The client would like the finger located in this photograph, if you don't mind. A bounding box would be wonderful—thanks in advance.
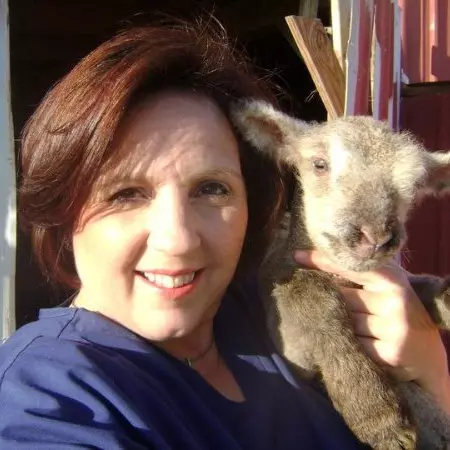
[356,336,386,366]
[340,287,382,315]
[358,336,402,368]
[351,311,391,339]
[294,249,396,287]
[341,287,409,317]
[294,250,409,291]
[356,337,416,381]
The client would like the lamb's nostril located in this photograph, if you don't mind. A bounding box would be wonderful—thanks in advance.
[374,233,394,252]
[359,225,377,246]
[360,225,393,253]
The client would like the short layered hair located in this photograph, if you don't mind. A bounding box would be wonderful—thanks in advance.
[19,17,287,288]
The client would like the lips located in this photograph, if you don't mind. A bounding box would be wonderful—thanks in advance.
[135,269,202,297]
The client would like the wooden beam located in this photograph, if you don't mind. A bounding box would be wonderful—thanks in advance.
[331,0,351,71]
[0,0,16,338]
[401,81,450,98]
[285,15,345,119]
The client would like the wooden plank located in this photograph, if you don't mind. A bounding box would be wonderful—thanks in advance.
[331,0,351,71]
[402,81,450,97]
[0,0,16,339]
[345,0,373,116]
[285,15,345,119]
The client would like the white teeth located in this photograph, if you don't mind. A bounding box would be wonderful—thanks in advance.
[143,272,196,288]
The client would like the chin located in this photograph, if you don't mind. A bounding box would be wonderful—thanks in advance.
[128,314,194,342]
[134,325,189,342]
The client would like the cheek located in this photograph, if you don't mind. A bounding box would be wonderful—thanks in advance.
[73,226,106,282]
[303,192,331,224]
[205,203,248,258]
[72,216,141,279]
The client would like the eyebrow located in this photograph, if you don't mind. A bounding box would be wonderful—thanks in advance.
[196,168,244,180]
[98,167,245,190]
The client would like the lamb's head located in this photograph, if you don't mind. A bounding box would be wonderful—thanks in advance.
[231,100,450,271]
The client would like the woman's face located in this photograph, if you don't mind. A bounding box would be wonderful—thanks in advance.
[72,92,248,341]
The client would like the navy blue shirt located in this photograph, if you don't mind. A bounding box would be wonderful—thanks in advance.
[0,279,366,449]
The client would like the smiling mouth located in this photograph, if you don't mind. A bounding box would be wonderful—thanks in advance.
[137,271,199,289]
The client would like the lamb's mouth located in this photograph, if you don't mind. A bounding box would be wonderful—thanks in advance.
[320,237,402,272]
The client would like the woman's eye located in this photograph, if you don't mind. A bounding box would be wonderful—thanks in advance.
[108,188,147,203]
[195,181,230,198]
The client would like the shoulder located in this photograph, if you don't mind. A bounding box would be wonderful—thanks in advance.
[0,308,118,412]
[0,308,178,448]
[0,307,166,394]
[0,307,85,377]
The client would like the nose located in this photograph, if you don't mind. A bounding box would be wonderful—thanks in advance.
[361,225,393,250]
[147,189,201,256]
[354,225,395,258]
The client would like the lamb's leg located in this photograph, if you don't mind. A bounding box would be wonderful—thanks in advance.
[409,275,450,329]
[271,268,416,450]
[397,381,450,450]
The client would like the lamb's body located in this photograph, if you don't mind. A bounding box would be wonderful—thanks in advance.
[263,205,450,450]
[232,101,450,450]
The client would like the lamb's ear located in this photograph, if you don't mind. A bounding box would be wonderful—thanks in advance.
[423,150,450,193]
[230,100,309,165]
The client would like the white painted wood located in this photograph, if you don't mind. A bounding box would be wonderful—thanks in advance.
[371,36,382,119]
[0,0,16,339]
[331,0,351,71]
[345,0,374,116]
[344,0,360,115]
[391,0,402,130]
[371,0,400,128]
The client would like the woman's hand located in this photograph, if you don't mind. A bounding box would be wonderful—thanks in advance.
[294,249,450,414]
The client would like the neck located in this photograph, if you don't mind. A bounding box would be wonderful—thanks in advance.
[183,334,216,367]
[155,322,218,371]
[157,325,244,402]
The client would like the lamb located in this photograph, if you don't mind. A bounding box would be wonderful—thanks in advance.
[231,100,450,450]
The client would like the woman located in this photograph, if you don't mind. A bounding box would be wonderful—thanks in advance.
[0,18,448,449]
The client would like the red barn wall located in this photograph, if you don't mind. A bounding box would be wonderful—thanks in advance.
[398,0,450,276]
[401,93,450,276]
[398,0,450,84]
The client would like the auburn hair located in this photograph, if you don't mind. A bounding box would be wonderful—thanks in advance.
[19,17,287,288]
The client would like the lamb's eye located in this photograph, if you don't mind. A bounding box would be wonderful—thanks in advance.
[312,158,329,173]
